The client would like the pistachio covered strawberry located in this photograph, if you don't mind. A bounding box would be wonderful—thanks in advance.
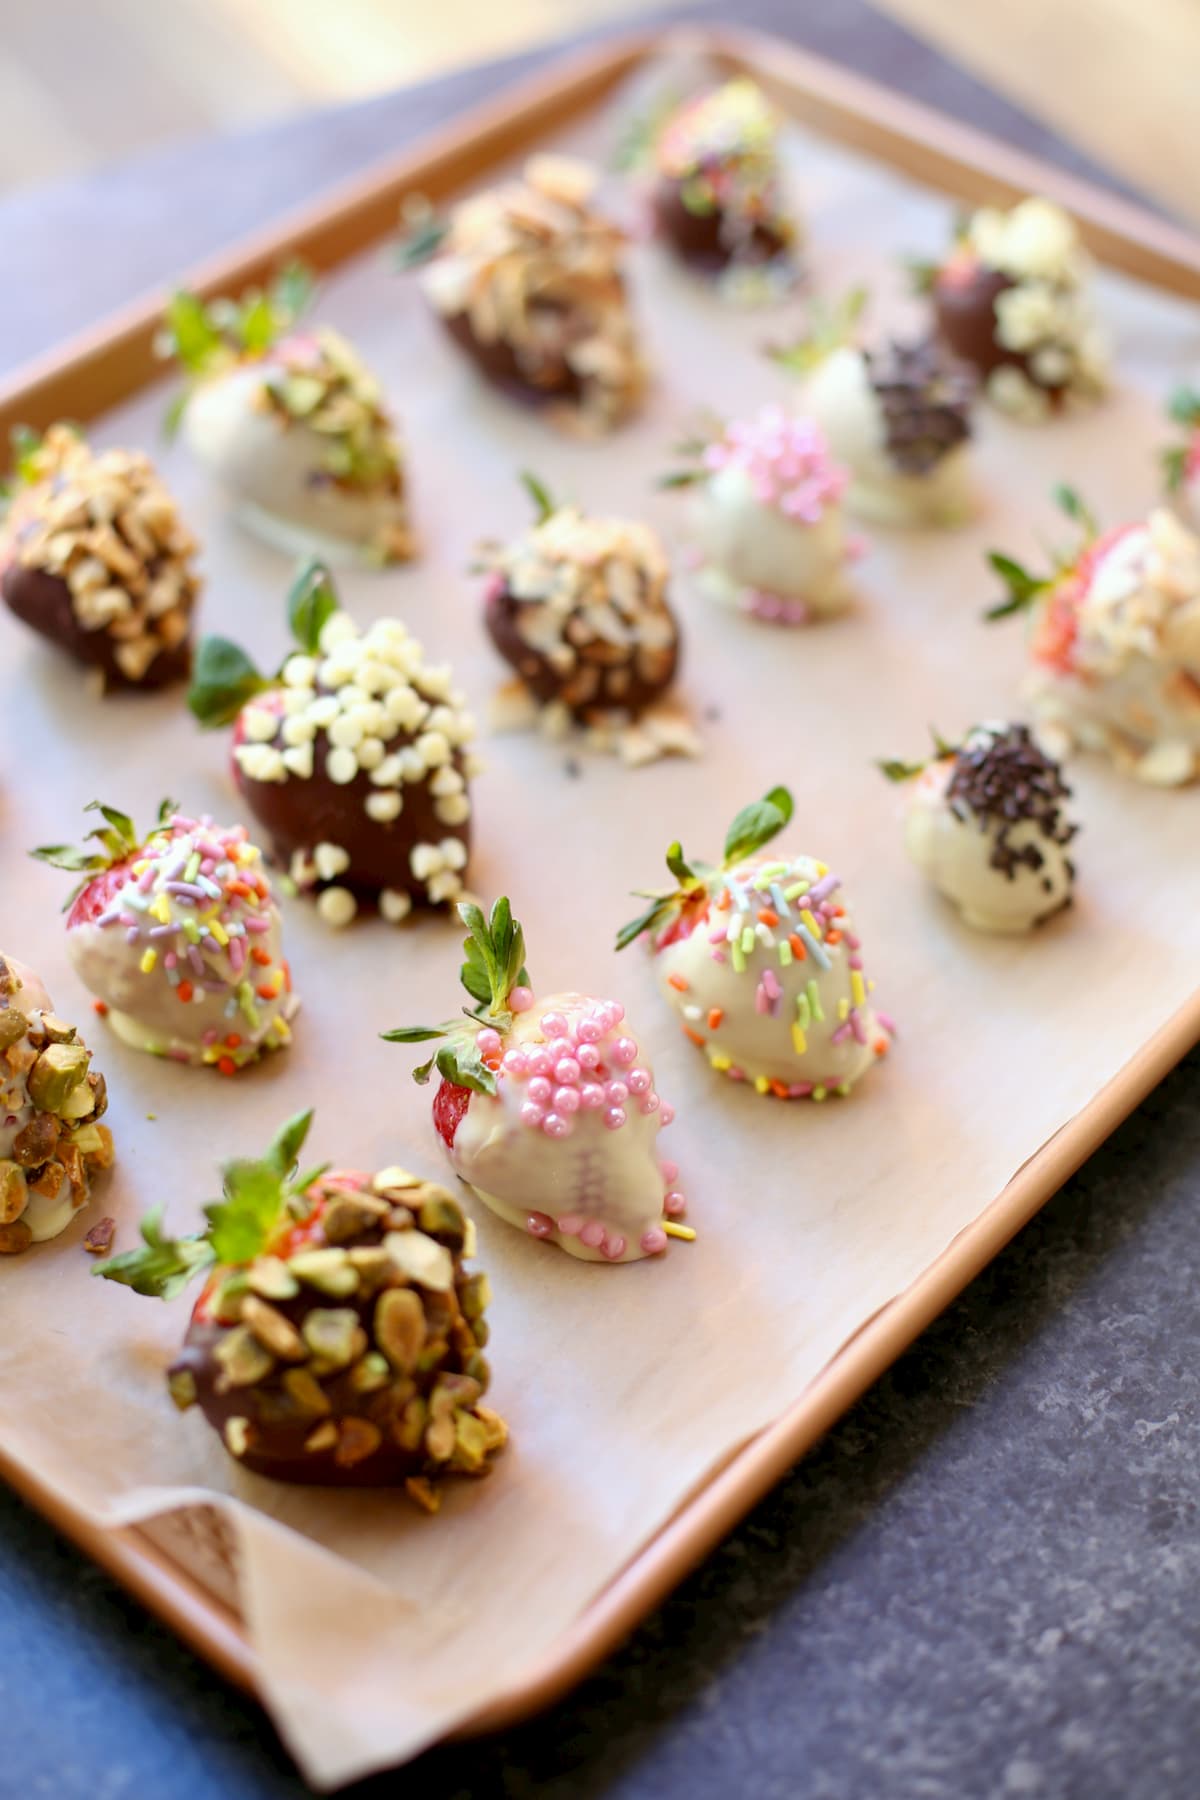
[0,952,114,1256]
[162,265,414,566]
[189,560,479,927]
[987,488,1200,784]
[384,899,689,1264]
[618,787,893,1098]
[95,1110,505,1506]
[33,799,296,1070]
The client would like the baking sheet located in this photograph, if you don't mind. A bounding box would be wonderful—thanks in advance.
[3,56,1200,1790]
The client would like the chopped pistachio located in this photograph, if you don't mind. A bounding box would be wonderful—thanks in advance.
[450,1410,490,1473]
[300,1306,361,1370]
[322,1193,389,1244]
[12,1112,59,1167]
[0,1219,33,1255]
[465,1351,491,1389]
[458,1271,491,1321]
[288,1247,360,1297]
[371,1165,423,1195]
[374,1286,426,1373]
[167,1366,198,1411]
[392,1395,427,1452]
[0,1161,28,1226]
[246,1255,300,1301]
[282,1366,332,1419]
[69,1123,105,1155]
[224,1416,252,1458]
[424,1412,456,1462]
[39,1014,77,1045]
[416,1192,466,1245]
[382,1229,453,1291]
[212,1324,275,1390]
[347,1351,392,1396]
[304,1420,339,1453]
[0,1010,29,1051]
[241,1294,306,1361]
[334,1417,383,1468]
[405,1476,441,1514]
[475,1404,509,1453]
[28,1043,90,1113]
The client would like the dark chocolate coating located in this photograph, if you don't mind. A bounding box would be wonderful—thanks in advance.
[232,694,470,909]
[932,263,1065,399]
[440,308,583,412]
[2,562,191,689]
[484,579,680,721]
[653,178,787,274]
[169,1188,491,1488]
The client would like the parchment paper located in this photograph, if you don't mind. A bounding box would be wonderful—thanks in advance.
[3,55,1200,1789]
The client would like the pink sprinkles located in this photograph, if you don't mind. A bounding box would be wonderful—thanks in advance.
[704,405,847,522]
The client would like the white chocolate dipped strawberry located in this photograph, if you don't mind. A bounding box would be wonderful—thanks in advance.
[384,900,688,1264]
[664,405,856,625]
[161,265,414,567]
[33,801,297,1073]
[618,787,893,1098]
[987,488,1200,786]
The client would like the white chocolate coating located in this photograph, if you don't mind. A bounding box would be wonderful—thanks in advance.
[183,364,410,566]
[689,463,853,617]
[1024,510,1200,785]
[65,818,296,1070]
[903,756,1074,934]
[447,993,675,1264]
[653,854,890,1096]
[802,347,973,528]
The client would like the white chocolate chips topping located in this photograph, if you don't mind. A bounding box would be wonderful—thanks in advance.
[233,609,479,920]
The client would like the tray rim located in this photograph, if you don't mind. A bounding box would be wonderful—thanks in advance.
[3,15,1200,1757]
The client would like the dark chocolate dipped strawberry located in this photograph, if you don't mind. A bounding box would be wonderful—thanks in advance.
[0,425,198,689]
[399,155,646,435]
[478,474,690,760]
[383,898,689,1264]
[95,1109,506,1507]
[912,196,1107,420]
[647,79,800,297]
[188,559,478,927]
[161,264,414,566]
[32,798,296,1071]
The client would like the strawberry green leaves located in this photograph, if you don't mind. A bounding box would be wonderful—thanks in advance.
[616,786,795,950]
[159,262,315,386]
[1161,388,1200,492]
[31,798,178,908]
[723,785,793,866]
[94,1110,320,1298]
[520,471,558,525]
[381,899,530,1095]
[186,637,273,728]
[286,557,340,654]
[765,285,869,377]
[187,557,342,729]
[985,484,1099,622]
[394,201,449,269]
[876,727,959,783]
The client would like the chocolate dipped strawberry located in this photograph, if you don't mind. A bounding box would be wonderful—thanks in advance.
[618,786,893,1099]
[987,488,1200,785]
[189,559,479,927]
[383,899,689,1264]
[95,1108,506,1507]
[914,196,1107,421]
[0,425,198,690]
[33,799,297,1071]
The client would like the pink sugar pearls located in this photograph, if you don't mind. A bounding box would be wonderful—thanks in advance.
[383,899,691,1265]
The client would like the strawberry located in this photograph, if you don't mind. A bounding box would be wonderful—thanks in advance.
[384,899,687,1264]
[94,1109,507,1502]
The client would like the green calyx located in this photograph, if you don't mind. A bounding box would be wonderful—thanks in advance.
[94,1110,325,1299]
[985,483,1098,621]
[766,285,869,377]
[380,898,530,1095]
[0,422,81,507]
[876,726,959,783]
[158,261,315,428]
[521,470,559,525]
[657,409,728,491]
[1163,387,1200,492]
[616,785,795,950]
[31,798,178,909]
[394,197,449,269]
[187,556,341,728]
